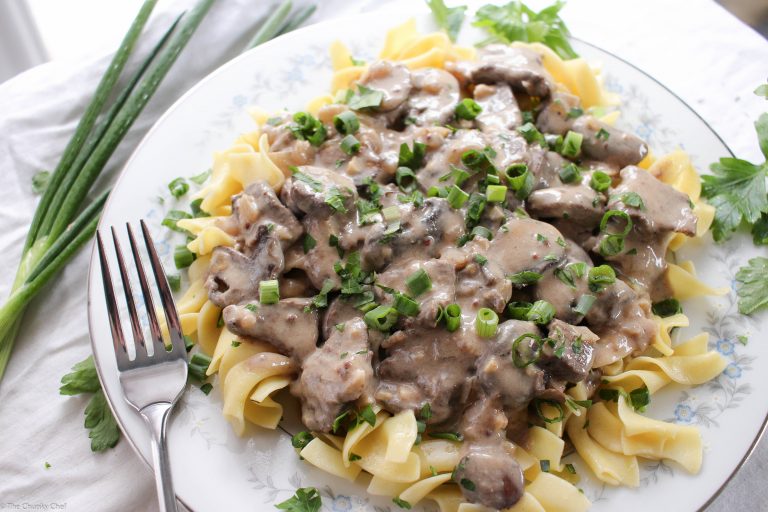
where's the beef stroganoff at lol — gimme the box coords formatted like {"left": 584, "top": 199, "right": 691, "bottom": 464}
{"left": 170, "top": 20, "right": 728, "bottom": 511}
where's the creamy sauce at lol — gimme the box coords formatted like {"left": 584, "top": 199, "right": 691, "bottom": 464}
{"left": 203, "top": 44, "right": 698, "bottom": 509}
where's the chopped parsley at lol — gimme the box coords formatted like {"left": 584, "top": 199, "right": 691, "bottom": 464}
{"left": 348, "top": 84, "right": 384, "bottom": 111}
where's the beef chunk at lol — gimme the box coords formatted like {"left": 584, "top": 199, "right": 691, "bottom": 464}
{"left": 293, "top": 318, "right": 374, "bottom": 431}
{"left": 223, "top": 298, "right": 319, "bottom": 360}
{"left": 540, "top": 319, "right": 597, "bottom": 382}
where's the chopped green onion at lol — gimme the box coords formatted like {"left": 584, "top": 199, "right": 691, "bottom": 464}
{"left": 475, "top": 307, "right": 499, "bottom": 338}
{"left": 652, "top": 298, "right": 682, "bottom": 317}
{"left": 244, "top": 303, "right": 258, "bottom": 313}
{"left": 333, "top": 111, "right": 359, "bottom": 135}
{"left": 189, "top": 198, "right": 208, "bottom": 217}
{"left": 455, "top": 98, "right": 482, "bottom": 120}
{"left": 340, "top": 134, "right": 361, "bottom": 155}
{"left": 588, "top": 265, "right": 616, "bottom": 292}
{"left": 166, "top": 273, "right": 181, "bottom": 292}
{"left": 559, "top": 163, "right": 581, "bottom": 183}
{"left": 290, "top": 111, "right": 327, "bottom": 146}
{"left": 518, "top": 122, "right": 546, "bottom": 146}
{"left": 590, "top": 170, "right": 611, "bottom": 192}
{"left": 189, "top": 168, "right": 211, "bottom": 185}
{"left": 447, "top": 184, "right": 470, "bottom": 208}
{"left": 440, "top": 165, "right": 471, "bottom": 186}
{"left": 567, "top": 107, "right": 584, "bottom": 119}
{"left": 430, "top": 431, "right": 463, "bottom": 442}
{"left": 420, "top": 403, "right": 432, "bottom": 420}
{"left": 512, "top": 333, "right": 543, "bottom": 367}
{"left": 573, "top": 294, "right": 596, "bottom": 316}
{"left": 504, "top": 163, "right": 534, "bottom": 199}
{"left": 200, "top": 382, "right": 213, "bottom": 395}
{"left": 474, "top": 254, "right": 488, "bottom": 266}
{"left": 470, "top": 225, "right": 493, "bottom": 242}
{"left": 398, "top": 141, "right": 427, "bottom": 170}
{"left": 188, "top": 353, "right": 212, "bottom": 381}
{"left": 427, "top": 186, "right": 445, "bottom": 198}
{"left": 168, "top": 177, "right": 189, "bottom": 198}
{"left": 442, "top": 303, "right": 461, "bottom": 332}
{"left": 460, "top": 478, "right": 476, "bottom": 491}
{"left": 259, "top": 279, "right": 279, "bottom": 304}
{"left": 527, "top": 300, "right": 555, "bottom": 325}
{"left": 461, "top": 147, "right": 497, "bottom": 174}
{"left": 508, "top": 271, "right": 542, "bottom": 286}
{"left": 546, "top": 133, "right": 564, "bottom": 152}
{"left": 396, "top": 166, "right": 417, "bottom": 192}
{"left": 486, "top": 184, "right": 508, "bottom": 202}
{"left": 173, "top": 244, "right": 196, "bottom": 269}
{"left": 292, "top": 431, "right": 314, "bottom": 449}
{"left": 364, "top": 305, "right": 399, "bottom": 331}
{"left": 507, "top": 301, "right": 532, "bottom": 320}
{"left": 392, "top": 497, "right": 412, "bottom": 510}
{"left": 565, "top": 463, "right": 577, "bottom": 474}
{"left": 465, "top": 193, "right": 487, "bottom": 227}
{"left": 161, "top": 210, "right": 192, "bottom": 233}
{"left": 600, "top": 210, "right": 633, "bottom": 236}
{"left": 406, "top": 268, "right": 432, "bottom": 297}
{"left": 561, "top": 130, "right": 583, "bottom": 158}
{"left": 394, "top": 293, "right": 420, "bottom": 317}
{"left": 534, "top": 399, "right": 565, "bottom": 423}
{"left": 599, "top": 235, "right": 625, "bottom": 256}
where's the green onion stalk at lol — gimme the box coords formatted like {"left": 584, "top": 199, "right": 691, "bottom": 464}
{"left": 0, "top": 0, "right": 216, "bottom": 381}
{"left": 0, "top": 0, "right": 317, "bottom": 383}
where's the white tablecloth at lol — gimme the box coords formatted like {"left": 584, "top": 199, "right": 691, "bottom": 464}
{"left": 0, "top": 1, "right": 766, "bottom": 510}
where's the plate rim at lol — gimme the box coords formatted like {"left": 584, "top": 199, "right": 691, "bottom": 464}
{"left": 86, "top": 11, "right": 760, "bottom": 512}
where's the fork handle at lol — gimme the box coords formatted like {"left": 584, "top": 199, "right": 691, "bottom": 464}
{"left": 141, "top": 402, "right": 178, "bottom": 512}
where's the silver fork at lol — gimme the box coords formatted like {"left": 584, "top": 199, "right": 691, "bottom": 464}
{"left": 96, "top": 220, "right": 187, "bottom": 512}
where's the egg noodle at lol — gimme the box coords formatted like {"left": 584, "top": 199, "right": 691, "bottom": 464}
{"left": 167, "top": 20, "right": 727, "bottom": 512}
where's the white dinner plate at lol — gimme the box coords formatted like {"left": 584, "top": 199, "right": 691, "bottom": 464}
{"left": 88, "top": 6, "right": 767, "bottom": 512}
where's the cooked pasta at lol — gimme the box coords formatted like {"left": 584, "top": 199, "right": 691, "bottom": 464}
{"left": 173, "top": 19, "right": 728, "bottom": 512}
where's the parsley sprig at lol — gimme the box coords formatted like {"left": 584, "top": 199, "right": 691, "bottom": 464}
{"left": 275, "top": 487, "right": 322, "bottom": 512}
{"left": 426, "top": 1, "right": 579, "bottom": 60}
{"left": 706, "top": 84, "right": 768, "bottom": 314}
{"left": 425, "top": 0, "right": 466, "bottom": 42}
{"left": 473, "top": 1, "right": 578, "bottom": 59}
{"left": 60, "top": 356, "right": 121, "bottom": 452}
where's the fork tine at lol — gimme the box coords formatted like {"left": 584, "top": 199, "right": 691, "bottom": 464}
{"left": 96, "top": 231, "right": 130, "bottom": 371}
{"left": 126, "top": 223, "right": 164, "bottom": 348}
{"left": 140, "top": 220, "right": 185, "bottom": 355}
{"left": 111, "top": 227, "right": 147, "bottom": 359}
